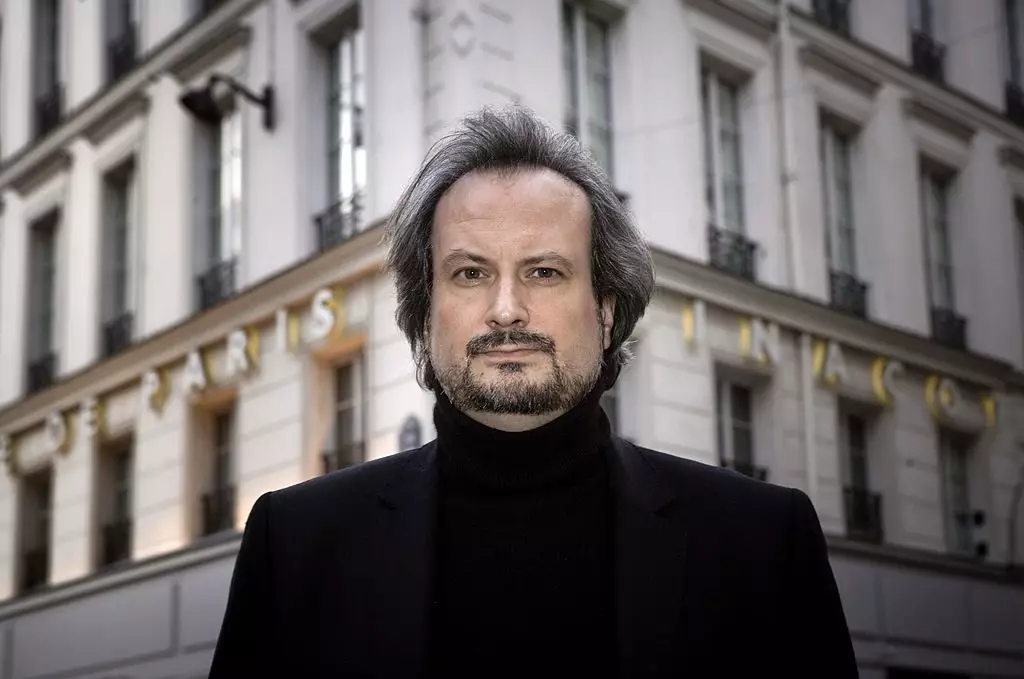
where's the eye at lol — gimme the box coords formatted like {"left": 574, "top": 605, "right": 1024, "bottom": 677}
{"left": 530, "top": 268, "right": 562, "bottom": 280}
{"left": 455, "top": 267, "right": 486, "bottom": 281}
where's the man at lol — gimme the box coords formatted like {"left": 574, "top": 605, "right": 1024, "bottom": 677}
{"left": 209, "top": 106, "right": 858, "bottom": 678}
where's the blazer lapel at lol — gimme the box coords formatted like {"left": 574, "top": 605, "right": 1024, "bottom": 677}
{"left": 609, "top": 439, "right": 691, "bottom": 678}
{"left": 361, "top": 442, "right": 438, "bottom": 679}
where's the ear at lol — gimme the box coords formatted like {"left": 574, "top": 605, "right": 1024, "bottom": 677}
{"left": 600, "top": 297, "right": 615, "bottom": 350}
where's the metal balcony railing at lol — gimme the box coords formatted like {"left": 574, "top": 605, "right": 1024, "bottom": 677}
{"left": 812, "top": 0, "right": 851, "bottom": 37}
{"left": 322, "top": 441, "right": 365, "bottom": 475}
{"left": 829, "top": 270, "right": 869, "bottom": 318}
{"left": 102, "top": 311, "right": 134, "bottom": 358}
{"left": 315, "top": 193, "right": 364, "bottom": 253}
{"left": 196, "top": 258, "right": 237, "bottom": 311}
{"left": 931, "top": 306, "right": 967, "bottom": 351}
{"left": 201, "top": 486, "right": 236, "bottom": 536}
{"left": 20, "top": 546, "right": 48, "bottom": 593}
{"left": 101, "top": 519, "right": 132, "bottom": 566}
{"left": 708, "top": 224, "right": 758, "bottom": 281}
{"left": 27, "top": 352, "right": 57, "bottom": 394}
{"left": 910, "top": 31, "right": 945, "bottom": 84}
{"left": 1006, "top": 81, "right": 1024, "bottom": 127}
{"left": 721, "top": 459, "right": 768, "bottom": 482}
{"left": 33, "top": 84, "right": 64, "bottom": 139}
{"left": 106, "top": 28, "right": 137, "bottom": 83}
{"left": 843, "top": 486, "right": 883, "bottom": 544}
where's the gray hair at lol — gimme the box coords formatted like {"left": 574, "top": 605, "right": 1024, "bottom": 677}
{"left": 383, "top": 105, "right": 655, "bottom": 392}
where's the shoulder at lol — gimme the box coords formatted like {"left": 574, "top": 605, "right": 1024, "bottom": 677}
{"left": 260, "top": 445, "right": 428, "bottom": 517}
{"left": 628, "top": 443, "right": 806, "bottom": 525}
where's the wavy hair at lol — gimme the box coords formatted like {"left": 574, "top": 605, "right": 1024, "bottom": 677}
{"left": 383, "top": 105, "right": 655, "bottom": 391}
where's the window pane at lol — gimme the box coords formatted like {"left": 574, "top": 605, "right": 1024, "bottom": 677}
{"left": 701, "top": 71, "right": 716, "bottom": 220}
{"left": 562, "top": 2, "right": 579, "bottom": 135}
{"left": 732, "top": 424, "right": 753, "bottom": 465}
{"left": 730, "top": 384, "right": 752, "bottom": 425}
{"left": 335, "top": 364, "right": 354, "bottom": 403}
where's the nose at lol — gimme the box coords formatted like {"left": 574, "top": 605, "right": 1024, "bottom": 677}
{"left": 484, "top": 276, "right": 529, "bottom": 329}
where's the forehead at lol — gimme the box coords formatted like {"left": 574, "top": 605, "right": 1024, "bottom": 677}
{"left": 432, "top": 168, "right": 592, "bottom": 255}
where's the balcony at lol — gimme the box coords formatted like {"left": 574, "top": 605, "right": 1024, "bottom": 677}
{"left": 721, "top": 459, "right": 768, "bottom": 482}
{"left": 315, "top": 193, "right": 364, "bottom": 253}
{"left": 708, "top": 224, "right": 757, "bottom": 281}
{"left": 910, "top": 31, "right": 945, "bottom": 84}
{"left": 196, "top": 258, "right": 237, "bottom": 311}
{"left": 199, "top": 0, "right": 228, "bottom": 13}
{"left": 101, "top": 519, "right": 132, "bottom": 566}
{"left": 931, "top": 306, "right": 967, "bottom": 351}
{"left": 812, "top": 0, "right": 851, "bottom": 37}
{"left": 106, "top": 29, "right": 137, "bottom": 83}
{"left": 829, "top": 270, "right": 869, "bottom": 318}
{"left": 1006, "top": 81, "right": 1024, "bottom": 127}
{"left": 20, "top": 546, "right": 48, "bottom": 593}
{"left": 102, "top": 312, "right": 134, "bottom": 358}
{"left": 33, "top": 84, "right": 64, "bottom": 139}
{"left": 843, "top": 486, "right": 883, "bottom": 544}
{"left": 201, "top": 486, "right": 236, "bottom": 537}
{"left": 322, "top": 441, "right": 365, "bottom": 475}
{"left": 27, "top": 353, "right": 57, "bottom": 394}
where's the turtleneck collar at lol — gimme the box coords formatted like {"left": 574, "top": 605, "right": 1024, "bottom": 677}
{"left": 433, "top": 378, "right": 612, "bottom": 497}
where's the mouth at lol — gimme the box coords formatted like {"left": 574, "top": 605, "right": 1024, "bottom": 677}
{"left": 478, "top": 347, "right": 543, "bottom": 360}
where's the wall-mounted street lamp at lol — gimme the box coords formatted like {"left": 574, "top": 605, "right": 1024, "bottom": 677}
{"left": 179, "top": 73, "right": 276, "bottom": 131}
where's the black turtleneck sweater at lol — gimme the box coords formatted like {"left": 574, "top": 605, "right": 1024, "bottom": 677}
{"left": 428, "top": 383, "right": 616, "bottom": 678}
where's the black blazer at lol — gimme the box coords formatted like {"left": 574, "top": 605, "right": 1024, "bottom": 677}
{"left": 209, "top": 438, "right": 858, "bottom": 678}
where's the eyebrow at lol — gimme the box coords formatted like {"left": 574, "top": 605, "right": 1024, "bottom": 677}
{"left": 441, "top": 249, "right": 576, "bottom": 273}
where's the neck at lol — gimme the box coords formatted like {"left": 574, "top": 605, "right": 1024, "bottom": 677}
{"left": 432, "top": 380, "right": 612, "bottom": 495}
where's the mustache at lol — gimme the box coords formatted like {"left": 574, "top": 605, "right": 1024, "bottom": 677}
{"left": 466, "top": 329, "right": 556, "bottom": 357}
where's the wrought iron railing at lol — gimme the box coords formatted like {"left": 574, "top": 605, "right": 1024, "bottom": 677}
{"left": 1006, "top": 81, "right": 1024, "bottom": 127}
{"left": 196, "top": 258, "right": 237, "bottom": 311}
{"left": 106, "top": 28, "right": 137, "bottom": 83}
{"left": 911, "top": 31, "right": 945, "bottom": 83}
{"left": 721, "top": 459, "right": 768, "bottom": 482}
{"left": 708, "top": 224, "right": 757, "bottom": 281}
{"left": 931, "top": 306, "right": 967, "bottom": 351}
{"left": 843, "top": 486, "right": 883, "bottom": 544}
{"left": 21, "top": 546, "right": 48, "bottom": 593}
{"left": 27, "top": 352, "right": 57, "bottom": 394}
{"left": 829, "top": 270, "right": 869, "bottom": 318}
{"left": 101, "top": 519, "right": 132, "bottom": 566}
{"left": 201, "top": 486, "right": 236, "bottom": 536}
{"left": 322, "top": 441, "right": 365, "bottom": 475}
{"left": 33, "top": 84, "right": 64, "bottom": 139}
{"left": 102, "top": 311, "right": 134, "bottom": 358}
{"left": 812, "top": 0, "right": 851, "bottom": 36}
{"left": 315, "top": 194, "right": 364, "bottom": 253}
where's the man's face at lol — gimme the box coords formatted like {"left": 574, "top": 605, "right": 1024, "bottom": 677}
{"left": 429, "top": 168, "right": 613, "bottom": 424}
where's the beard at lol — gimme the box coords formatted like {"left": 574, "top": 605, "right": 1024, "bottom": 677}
{"left": 433, "top": 328, "right": 601, "bottom": 416}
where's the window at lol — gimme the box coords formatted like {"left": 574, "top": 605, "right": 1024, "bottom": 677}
{"left": 98, "top": 436, "right": 133, "bottom": 567}
{"left": 716, "top": 380, "right": 764, "bottom": 480}
{"left": 195, "top": 108, "right": 242, "bottom": 309}
{"left": 19, "top": 468, "right": 52, "bottom": 594}
{"left": 840, "top": 411, "right": 883, "bottom": 542}
{"left": 324, "top": 363, "right": 363, "bottom": 473}
{"left": 104, "top": 0, "right": 138, "bottom": 82}
{"left": 101, "top": 162, "right": 135, "bottom": 356}
{"left": 939, "top": 430, "right": 973, "bottom": 555}
{"left": 1009, "top": 0, "right": 1024, "bottom": 87}
{"left": 702, "top": 69, "right": 744, "bottom": 234}
{"left": 27, "top": 212, "right": 58, "bottom": 393}
{"left": 909, "top": 0, "right": 938, "bottom": 37}
{"left": 326, "top": 24, "right": 366, "bottom": 225}
{"left": 820, "top": 122, "right": 857, "bottom": 275}
{"left": 920, "top": 168, "right": 955, "bottom": 310}
{"left": 563, "top": 2, "right": 613, "bottom": 176}
{"left": 32, "top": 0, "right": 62, "bottom": 137}
{"left": 202, "top": 409, "right": 236, "bottom": 535}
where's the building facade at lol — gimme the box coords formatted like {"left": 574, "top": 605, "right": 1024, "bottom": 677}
{"left": 0, "top": 0, "right": 1022, "bottom": 676}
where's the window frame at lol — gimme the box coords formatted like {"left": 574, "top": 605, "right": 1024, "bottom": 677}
{"left": 820, "top": 120, "right": 858, "bottom": 275}
{"left": 101, "top": 162, "right": 135, "bottom": 323}
{"left": 702, "top": 68, "right": 745, "bottom": 235}
{"left": 716, "top": 379, "right": 754, "bottom": 466}
{"left": 562, "top": 1, "right": 614, "bottom": 178}
{"left": 28, "top": 212, "right": 59, "bottom": 360}
{"left": 326, "top": 23, "right": 367, "bottom": 209}
{"left": 920, "top": 166, "right": 956, "bottom": 311}
{"left": 1008, "top": 0, "right": 1024, "bottom": 87}
{"left": 325, "top": 360, "right": 364, "bottom": 471}
{"left": 939, "top": 430, "right": 973, "bottom": 556}
{"left": 32, "top": 0, "right": 61, "bottom": 97}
